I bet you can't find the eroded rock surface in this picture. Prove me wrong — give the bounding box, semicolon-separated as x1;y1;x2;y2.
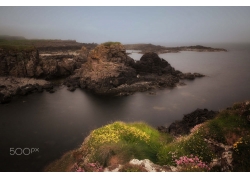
66;43;204;96
158;108;218;136
0;47;87;79
0;77;52;104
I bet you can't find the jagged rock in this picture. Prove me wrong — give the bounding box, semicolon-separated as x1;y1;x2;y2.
179;72;205;80
63;43;206;96
158;108;218;136
49;89;55;93
0;77;51;104
205;139;233;172
66;43;137;95
0;49;39;77
134;52;174;75
19;84;36;95
0;47;88;79
0;92;11;104
67;86;76;92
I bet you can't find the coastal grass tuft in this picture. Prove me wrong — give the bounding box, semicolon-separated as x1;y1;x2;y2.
44;150;76;172
157;127;214;166
102;41;121;47
84;121;173;166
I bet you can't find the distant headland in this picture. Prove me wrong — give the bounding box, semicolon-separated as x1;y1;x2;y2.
124;43;227;54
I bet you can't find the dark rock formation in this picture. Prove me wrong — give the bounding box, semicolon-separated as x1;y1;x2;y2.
133;52;175;75
0;47;87;80
158;108;218;136
0;41;207;100
66;43;137;95
0;77;52;104
66;43;205;96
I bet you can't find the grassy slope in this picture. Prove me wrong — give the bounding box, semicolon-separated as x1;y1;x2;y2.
45;101;250;172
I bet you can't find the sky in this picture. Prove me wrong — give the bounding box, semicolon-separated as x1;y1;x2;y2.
1;6;250;45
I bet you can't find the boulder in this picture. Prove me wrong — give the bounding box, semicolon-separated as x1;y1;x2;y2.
158;108;218;136
0;92;11;104
134;52;174;75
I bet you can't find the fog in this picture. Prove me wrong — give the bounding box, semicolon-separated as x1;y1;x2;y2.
1;6;250;44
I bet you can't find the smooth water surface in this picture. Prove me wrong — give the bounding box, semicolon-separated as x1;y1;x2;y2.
1;43;250;171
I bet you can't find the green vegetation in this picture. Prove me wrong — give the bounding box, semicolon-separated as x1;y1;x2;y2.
44;151;76;172
157;124;214;166
102;41;121;46
0;39;36;52
84;121;172;166
45;101;250;172
0;38;78;52
233;135;250;171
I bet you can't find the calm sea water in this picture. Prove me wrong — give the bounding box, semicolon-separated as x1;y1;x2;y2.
1;43;250;172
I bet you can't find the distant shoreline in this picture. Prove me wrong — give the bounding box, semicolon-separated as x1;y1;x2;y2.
124;44;227;54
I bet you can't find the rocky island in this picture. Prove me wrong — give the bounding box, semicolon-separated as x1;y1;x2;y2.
65;42;204;96
0;39;206;103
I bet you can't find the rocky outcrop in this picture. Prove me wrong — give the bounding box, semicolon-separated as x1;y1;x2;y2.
0;48;39;77
0;77;53;104
0;47;87;80
66;43;204;96
65;43;136;94
158;108;218;136
0;45;90;103
133;52;175;75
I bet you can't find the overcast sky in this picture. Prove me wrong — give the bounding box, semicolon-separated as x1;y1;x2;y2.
0;6;250;45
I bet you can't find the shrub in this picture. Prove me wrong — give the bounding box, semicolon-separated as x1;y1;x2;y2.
182;130;214;163
158;126;214;166
157;142;186;166
232;135;250;171
175;155;210;172
84;121;171;166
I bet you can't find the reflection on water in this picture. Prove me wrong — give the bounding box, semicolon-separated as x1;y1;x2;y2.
1;44;250;171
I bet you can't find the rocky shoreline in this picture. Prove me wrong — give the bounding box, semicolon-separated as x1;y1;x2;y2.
0;77;53;104
65;43;205;96
1;40;226;104
124;44;227;54
157;108;219;136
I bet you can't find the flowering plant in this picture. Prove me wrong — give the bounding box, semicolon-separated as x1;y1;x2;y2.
175;155;210;172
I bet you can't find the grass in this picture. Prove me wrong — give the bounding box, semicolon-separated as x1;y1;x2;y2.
0;38;80;52
83;121;172;166
157;126;214;166
0;39;35;52
44;151;76;172
102;41;121;47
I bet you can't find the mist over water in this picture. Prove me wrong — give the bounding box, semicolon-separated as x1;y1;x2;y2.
1;43;250;172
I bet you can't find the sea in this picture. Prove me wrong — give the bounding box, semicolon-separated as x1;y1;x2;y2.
0;43;250;171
